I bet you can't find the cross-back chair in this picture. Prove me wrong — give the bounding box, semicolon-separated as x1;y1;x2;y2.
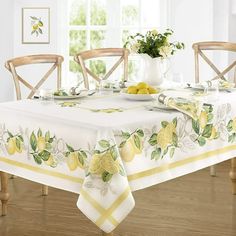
5;54;64;100
5;54;64;195
192;41;236;83
193;42;236;177
74;48;130;89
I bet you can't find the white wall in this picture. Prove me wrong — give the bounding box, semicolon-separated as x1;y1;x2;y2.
168;0;214;82
0;0;14;102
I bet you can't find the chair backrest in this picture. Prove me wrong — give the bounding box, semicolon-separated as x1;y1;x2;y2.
5;54;64;100
74;48;130;89
192;41;236;83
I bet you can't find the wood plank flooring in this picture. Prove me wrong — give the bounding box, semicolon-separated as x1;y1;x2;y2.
0;161;236;236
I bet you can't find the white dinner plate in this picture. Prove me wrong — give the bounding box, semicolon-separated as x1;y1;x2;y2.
120;92;155;101
53;91;89;100
189;84;236;91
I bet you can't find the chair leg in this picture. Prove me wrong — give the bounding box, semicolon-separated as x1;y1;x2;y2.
210;165;216;177
229;157;236;195
42;185;49;196
0;171;10;216
101;231;113;236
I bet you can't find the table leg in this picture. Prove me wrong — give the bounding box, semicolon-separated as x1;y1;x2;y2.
101;231;113;236
42;185;48;196
229;157;236;195
0;171;10;216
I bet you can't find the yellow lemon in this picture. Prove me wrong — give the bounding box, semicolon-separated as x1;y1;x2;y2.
89;154;104;174
45;155;54;166
7;138;16;155
210;127;218;139
148;86;158;94
127;86;138;94
199;111;208;129
67;152;79;171
130;135;143;154
37;137;46;151
137;82;149;89
32;24;39;30
120;139;136;162
137;88;149;94
101;152;119;174
232;118;236;132
157;123;176;150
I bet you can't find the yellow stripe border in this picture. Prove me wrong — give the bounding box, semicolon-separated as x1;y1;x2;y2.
0;156;83;184
128;144;236;181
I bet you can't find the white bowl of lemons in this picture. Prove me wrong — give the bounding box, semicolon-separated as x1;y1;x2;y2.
121;82;161;101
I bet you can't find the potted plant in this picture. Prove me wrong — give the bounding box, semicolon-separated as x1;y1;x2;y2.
124;29;184;85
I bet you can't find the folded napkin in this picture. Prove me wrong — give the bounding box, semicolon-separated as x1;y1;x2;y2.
158;93;202;120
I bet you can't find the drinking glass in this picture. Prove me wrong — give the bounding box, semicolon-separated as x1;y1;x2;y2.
99;80;114;95
39;89;54;101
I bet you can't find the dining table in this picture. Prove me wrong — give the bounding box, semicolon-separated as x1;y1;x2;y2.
0;89;236;235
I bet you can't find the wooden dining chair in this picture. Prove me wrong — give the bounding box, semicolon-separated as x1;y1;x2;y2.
5;54;64;195
74;48;130;89
192;41;236;83
192;41;236;177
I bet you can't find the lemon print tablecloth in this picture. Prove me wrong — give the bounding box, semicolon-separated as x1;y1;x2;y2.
1;92;236;233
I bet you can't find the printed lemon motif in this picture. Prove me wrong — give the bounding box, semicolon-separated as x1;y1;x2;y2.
32;24;39;30
101;152;119;174
37;136;46;151
210;127;218;139
157;123;176;150
120;139;136;162
199;111;208;129
7;138;16;155
67;152;79;171
45;155;54;166
232;118;236;132
89;154;104;175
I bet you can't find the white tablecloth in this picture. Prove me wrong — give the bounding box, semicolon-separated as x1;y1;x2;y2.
0;92;236;233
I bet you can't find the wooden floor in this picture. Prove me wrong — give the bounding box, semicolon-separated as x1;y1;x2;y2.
0;161;236;236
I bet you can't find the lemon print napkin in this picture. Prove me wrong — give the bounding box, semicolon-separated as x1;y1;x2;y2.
158;93;202;120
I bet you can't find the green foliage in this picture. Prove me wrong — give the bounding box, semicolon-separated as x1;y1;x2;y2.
122;5;138;25
124;29;185;58
91;0;106;25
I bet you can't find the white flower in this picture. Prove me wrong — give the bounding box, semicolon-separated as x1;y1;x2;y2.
159;45;172;58
151;29;158;36
130;42;140;53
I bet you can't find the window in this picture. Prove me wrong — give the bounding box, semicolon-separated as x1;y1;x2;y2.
65;0;168;86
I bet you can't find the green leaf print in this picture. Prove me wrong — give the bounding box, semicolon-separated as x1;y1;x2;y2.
198;136;206;146
7;131;14;138
133;134;141;149
80;150;87;159
161;121;169;128
172;133;178;147
66;144;74;152
121;131;131;140
37;128;42;138
99;140;110;148
30;132;37;152
45;131;50;142
119;141;126;148
148;133;157;146
151;148;161;160
207;113;214;123
228;133;236;143
227;120;233;132
192;119;200;134
102;171;113;182
136;129;144;137
202;124;213;138
110;146;118;160
18;135;24;143
33;154;42;165
15;138;21;150
170;148;175;158
78;153;84;166
39;150;50;161
172;117;177;127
